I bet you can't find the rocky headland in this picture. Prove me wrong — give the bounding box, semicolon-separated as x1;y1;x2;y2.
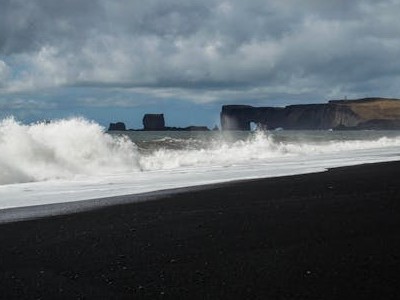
221;98;400;130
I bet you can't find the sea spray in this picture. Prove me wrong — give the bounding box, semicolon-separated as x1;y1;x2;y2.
2;117;400;186
0;117;140;185
137;131;400;171
1;120;400;210
138;130;288;170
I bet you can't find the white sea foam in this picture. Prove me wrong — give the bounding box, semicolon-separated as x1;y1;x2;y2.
1;117;400;212
138;132;284;170
0;117;139;185
138;132;400;170
2;117;400;185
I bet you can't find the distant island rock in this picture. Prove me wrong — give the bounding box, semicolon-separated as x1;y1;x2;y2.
142;114;210;131
143;114;166;131
221;98;400;130
108;122;126;131
108;114;210;131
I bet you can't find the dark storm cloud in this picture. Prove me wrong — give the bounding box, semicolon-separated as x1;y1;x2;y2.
1;0;400;103
0;0;103;54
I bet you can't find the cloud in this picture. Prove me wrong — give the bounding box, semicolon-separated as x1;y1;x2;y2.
0;97;57;111
0;60;10;85
1;0;400;105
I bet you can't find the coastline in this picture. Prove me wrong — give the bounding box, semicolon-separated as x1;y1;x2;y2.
1;161;400;298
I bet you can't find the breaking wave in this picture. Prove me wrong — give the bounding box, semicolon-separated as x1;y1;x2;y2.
0;117;139;185
1;117;400;185
138;132;400;170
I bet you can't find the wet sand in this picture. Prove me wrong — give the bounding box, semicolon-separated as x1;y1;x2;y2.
1;161;400;299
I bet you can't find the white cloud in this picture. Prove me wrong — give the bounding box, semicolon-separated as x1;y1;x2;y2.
0;0;400;105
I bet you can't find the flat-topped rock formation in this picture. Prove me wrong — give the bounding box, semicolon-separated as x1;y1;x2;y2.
108;122;126;131
108;114;210;131
143;114;166;131
221;98;400;130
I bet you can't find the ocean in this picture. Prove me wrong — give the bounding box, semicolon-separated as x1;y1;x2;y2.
1;117;400;211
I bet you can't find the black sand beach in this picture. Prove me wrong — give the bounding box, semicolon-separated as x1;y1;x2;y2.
1;161;400;299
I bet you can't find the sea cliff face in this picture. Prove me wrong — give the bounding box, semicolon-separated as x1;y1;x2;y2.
221;98;400;130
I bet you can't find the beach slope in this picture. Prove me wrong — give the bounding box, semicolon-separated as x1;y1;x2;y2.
1;161;400;299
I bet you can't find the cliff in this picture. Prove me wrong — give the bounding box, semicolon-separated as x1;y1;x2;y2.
221;98;400;130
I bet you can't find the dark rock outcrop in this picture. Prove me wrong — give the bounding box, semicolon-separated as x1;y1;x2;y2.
221;98;400;130
108;122;126;131
183;126;210;131
143;114;165;131
142;114;209;131
161;126;210;131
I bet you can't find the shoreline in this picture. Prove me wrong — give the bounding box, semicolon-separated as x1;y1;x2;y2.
2;168;332;224
0;160;395;224
1;160;400;298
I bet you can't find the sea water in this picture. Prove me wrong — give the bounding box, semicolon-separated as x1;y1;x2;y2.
1;117;400;211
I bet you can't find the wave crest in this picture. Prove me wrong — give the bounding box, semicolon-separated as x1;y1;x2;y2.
2;117;400;185
0;117;139;185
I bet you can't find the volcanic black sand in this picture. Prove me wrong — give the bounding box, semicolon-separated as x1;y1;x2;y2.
1;161;400;299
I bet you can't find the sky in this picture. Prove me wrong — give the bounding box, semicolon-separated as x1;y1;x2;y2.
1;0;400;129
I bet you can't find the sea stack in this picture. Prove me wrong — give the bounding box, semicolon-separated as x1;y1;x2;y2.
108;122;126;131
143;114;166;131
